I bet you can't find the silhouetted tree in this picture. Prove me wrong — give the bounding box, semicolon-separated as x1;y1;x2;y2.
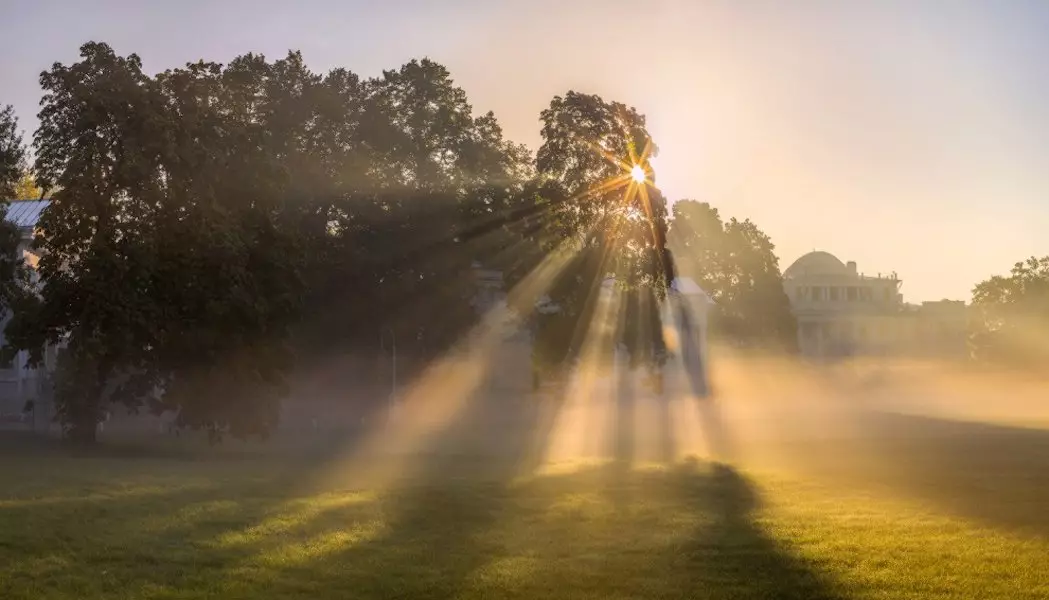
668;200;796;350
296;58;534;370
7;43;305;443
509;92;672;382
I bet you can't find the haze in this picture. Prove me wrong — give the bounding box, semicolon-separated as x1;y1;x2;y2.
3;0;1048;302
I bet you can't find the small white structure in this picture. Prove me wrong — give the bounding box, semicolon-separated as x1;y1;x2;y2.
664;277;715;396
598;275;715;394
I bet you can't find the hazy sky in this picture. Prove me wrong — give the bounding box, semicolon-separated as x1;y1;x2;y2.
3;0;1048;302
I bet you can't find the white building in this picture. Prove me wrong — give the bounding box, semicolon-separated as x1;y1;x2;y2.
0;200;56;427
782;250;967;358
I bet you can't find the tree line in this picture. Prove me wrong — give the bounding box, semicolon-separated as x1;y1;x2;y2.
10;41;1042;442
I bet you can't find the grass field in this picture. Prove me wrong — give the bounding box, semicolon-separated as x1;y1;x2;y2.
3;363;1049;599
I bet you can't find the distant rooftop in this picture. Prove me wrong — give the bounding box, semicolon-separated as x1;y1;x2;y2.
5;199;50;229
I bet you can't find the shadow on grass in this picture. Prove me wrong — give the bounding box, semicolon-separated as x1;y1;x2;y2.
671;461;844;600
2;367;839;599
214;460;844;599
827;411;1049;538
209;376;841;599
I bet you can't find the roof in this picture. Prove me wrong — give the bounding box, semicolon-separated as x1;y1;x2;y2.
784;251;847;278
5;199;50;229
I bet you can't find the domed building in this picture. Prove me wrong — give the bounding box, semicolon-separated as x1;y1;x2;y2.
782;251;904;357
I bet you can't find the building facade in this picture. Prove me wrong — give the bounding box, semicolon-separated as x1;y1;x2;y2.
0;200;58;429
783;251;968;359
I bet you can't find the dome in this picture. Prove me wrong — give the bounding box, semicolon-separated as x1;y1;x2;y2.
784;251;848;278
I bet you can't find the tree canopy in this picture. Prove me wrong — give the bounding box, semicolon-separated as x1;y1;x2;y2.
5;43;308;442
509;92;673;378
971;256;1049;370
668;200;796;350
0;42;810;442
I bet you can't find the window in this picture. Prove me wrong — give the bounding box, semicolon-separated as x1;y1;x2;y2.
829;287;840;301
847;287;858;301
859;287;872;301
795;286;807;301
811;286;824;301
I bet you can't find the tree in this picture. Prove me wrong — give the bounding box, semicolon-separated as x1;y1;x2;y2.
668;200;796;350
510;92;673;380
0;105;32;321
13;173;43;200
0;105;27;200
7;42;307;443
971;256;1049;369
296;58;533;373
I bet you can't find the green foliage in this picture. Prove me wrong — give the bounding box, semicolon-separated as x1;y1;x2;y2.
8;43;305;442
668;200;796;350
7;44;536;442
0;105;31;322
4;41;807;442
294;58;534;367
13;173;43;200
971;256;1049;369
0;105;27;200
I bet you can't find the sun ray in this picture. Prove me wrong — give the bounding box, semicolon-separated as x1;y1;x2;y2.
307;242;584;491
537;216;633;467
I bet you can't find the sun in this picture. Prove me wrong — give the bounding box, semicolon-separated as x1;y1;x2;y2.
630;164;646;183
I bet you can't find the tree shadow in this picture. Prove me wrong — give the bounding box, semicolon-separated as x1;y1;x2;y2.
252;458;846;599
798;411;1049;538
668;460;845;599
223;377;560;598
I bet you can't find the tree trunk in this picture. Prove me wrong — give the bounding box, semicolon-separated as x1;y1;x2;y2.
65;415;98;446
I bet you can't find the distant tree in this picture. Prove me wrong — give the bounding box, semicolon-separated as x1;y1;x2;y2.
0;105;30;319
509;91;673;381
970;256;1049;369
13;172;43;199
668;200;796;350
0;105;27;200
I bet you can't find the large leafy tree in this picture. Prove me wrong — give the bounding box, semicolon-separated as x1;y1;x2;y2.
511;92;673;379
7;43;306;443
668;200;796;350
7;44;535;441
298;59;533;370
971;256;1049;369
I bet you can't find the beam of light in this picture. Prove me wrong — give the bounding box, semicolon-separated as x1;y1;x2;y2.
310;131;674;487
215;492;375;548
306;239;583;492
534;134;675;470
539;273;626;468
533;214;635;470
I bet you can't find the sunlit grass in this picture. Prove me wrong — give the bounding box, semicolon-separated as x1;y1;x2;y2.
4;352;1049;598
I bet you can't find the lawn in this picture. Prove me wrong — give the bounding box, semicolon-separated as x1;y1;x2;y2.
2;388;1049;599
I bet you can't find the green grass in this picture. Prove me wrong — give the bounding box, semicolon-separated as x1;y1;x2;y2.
2;430;1048;600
